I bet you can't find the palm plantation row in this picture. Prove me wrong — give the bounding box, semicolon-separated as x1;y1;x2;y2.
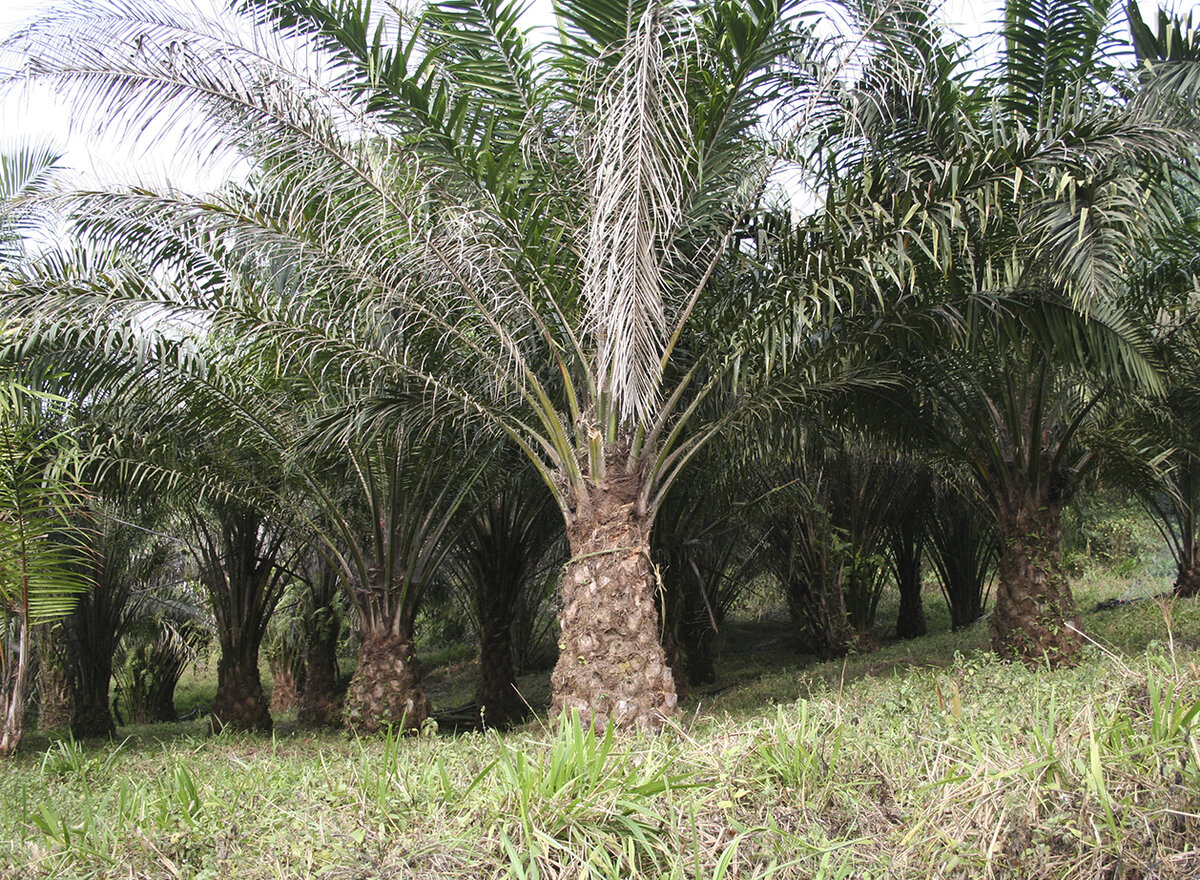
2;0;1200;754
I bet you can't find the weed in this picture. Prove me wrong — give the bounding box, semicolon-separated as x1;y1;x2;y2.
1;598;1198;879
755;702;843;797
488;710;687;877
40;735;128;781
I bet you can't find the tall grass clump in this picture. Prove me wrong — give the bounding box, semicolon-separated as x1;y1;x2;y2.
1;598;1197;879
485;710;686;879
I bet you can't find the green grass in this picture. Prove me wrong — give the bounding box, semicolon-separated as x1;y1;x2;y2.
2;576;1199;879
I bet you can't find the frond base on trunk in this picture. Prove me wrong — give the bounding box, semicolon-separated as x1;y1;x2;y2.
342;632;429;734
990;507;1084;668
552;488;678;731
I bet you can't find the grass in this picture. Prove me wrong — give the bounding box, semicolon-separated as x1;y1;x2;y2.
2;573;1199;879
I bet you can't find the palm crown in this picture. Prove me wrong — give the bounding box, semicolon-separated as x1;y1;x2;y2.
2;0;1195;723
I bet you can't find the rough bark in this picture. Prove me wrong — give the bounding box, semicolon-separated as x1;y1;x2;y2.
342;631;429;734
551;479;678;731
990;505;1084;667
297;625;342;726
784;573;858;660
475;597;525;729
211;652;272;732
1174;554;1200;598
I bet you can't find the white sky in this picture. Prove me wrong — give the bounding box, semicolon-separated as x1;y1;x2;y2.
0;0;1170;192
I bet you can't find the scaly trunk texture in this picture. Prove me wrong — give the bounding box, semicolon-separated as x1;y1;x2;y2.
475;597;524;729
1174;552;1200;598
71;653;115;739
784;574;857;660
269;662;299;714
35;623;73;731
990;504;1084;667
297;626;342;726
343;631;429;734
551;477;678;731
211;651;271;732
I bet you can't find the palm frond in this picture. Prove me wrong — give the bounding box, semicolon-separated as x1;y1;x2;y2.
582;3;692;425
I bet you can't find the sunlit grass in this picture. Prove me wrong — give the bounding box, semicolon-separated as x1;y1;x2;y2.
2;580;1198;879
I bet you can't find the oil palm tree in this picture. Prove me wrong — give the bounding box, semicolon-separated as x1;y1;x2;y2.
653;455;763;690
64;510;171;738
829;0;1187;665
115;581;211;725
926;475;997;629
292;549;346;725
447;455;563;729
1;0;961;727
1116;2;1200;598
189;495;293;731
886;457;931;638
90;350;302;732
1113;193;1200;598
326;429;485;732
916;302;1153;663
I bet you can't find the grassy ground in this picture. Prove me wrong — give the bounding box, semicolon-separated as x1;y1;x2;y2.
2;572;1199;879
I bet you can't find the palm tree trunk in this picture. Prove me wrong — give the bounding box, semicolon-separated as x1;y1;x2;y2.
681;621;717;686
659;617;689;700
212;646;271;731
297;624;342;726
893;535;927;639
35;622;73;731
71;653;116;739
785;572;857;660
151;678;179;723
1174;543;1200;598
896;584;927;639
551;479;677;731
475;590;524;728
990;503;1084;667
0;616;31;757
343;627;430;733
194;505;286;733
662;585;717;694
